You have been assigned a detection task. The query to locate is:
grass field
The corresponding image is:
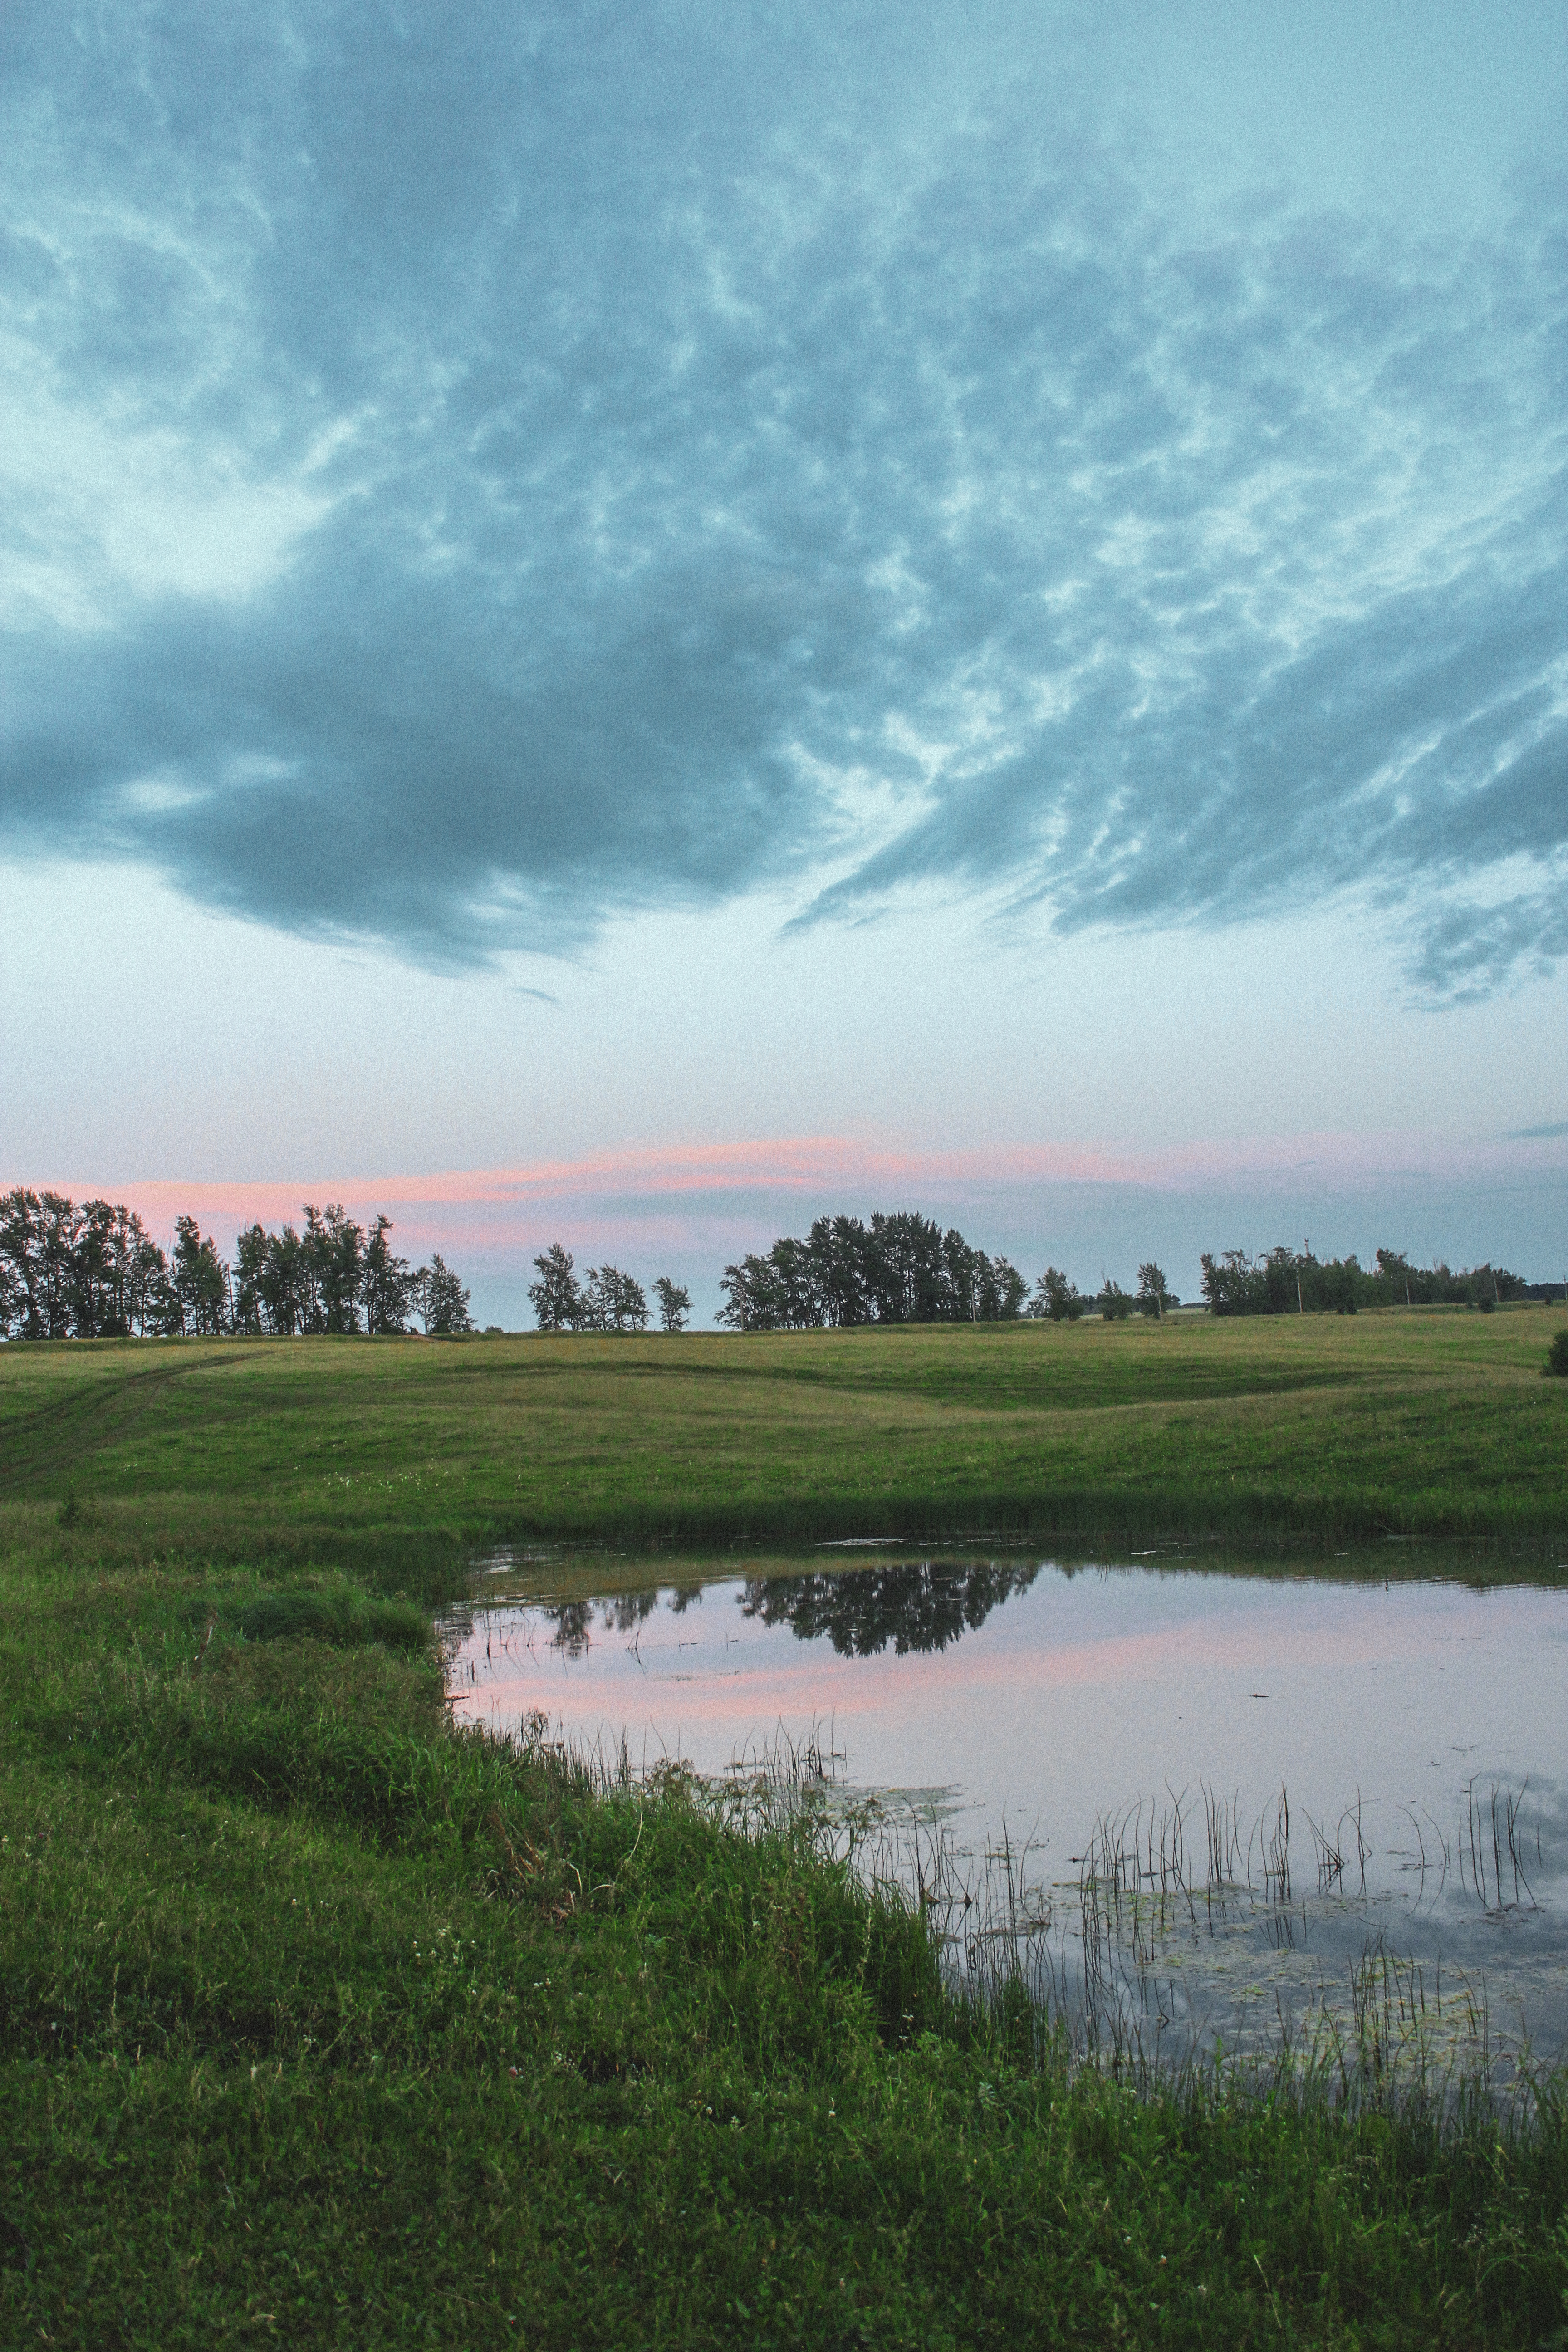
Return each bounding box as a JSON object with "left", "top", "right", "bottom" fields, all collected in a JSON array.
[
  {"left": 2, "top": 1303, "right": 1565, "bottom": 1564},
  {"left": 3, "top": 1312, "right": 1568, "bottom": 2346}
]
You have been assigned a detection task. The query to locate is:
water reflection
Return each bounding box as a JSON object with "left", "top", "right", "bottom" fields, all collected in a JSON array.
[
  {"left": 544, "top": 1582, "right": 701, "bottom": 1658},
  {"left": 539, "top": 1557, "right": 1037, "bottom": 1661},
  {"left": 740, "top": 1558, "right": 1041, "bottom": 1656},
  {"left": 447, "top": 1551, "right": 1568, "bottom": 2073}
]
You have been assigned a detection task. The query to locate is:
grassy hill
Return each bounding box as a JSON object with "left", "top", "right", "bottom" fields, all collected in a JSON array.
[{"left": 2, "top": 1305, "right": 1565, "bottom": 1563}]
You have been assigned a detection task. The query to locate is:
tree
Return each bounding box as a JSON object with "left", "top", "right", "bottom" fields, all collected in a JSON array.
[
  {"left": 303, "top": 1204, "right": 363, "bottom": 1334},
  {"left": 718, "top": 1254, "right": 786, "bottom": 1331},
  {"left": 361, "top": 1215, "right": 413, "bottom": 1335},
  {"left": 715, "top": 1212, "right": 1036, "bottom": 1330},
  {"left": 807, "top": 1215, "right": 870, "bottom": 1326},
  {"left": 0, "top": 1191, "right": 44, "bottom": 1338},
  {"left": 259, "top": 1223, "right": 309, "bottom": 1336},
  {"left": 528, "top": 1244, "right": 582, "bottom": 1332},
  {"left": 104, "top": 1204, "right": 155, "bottom": 1335},
  {"left": 35, "top": 1193, "right": 82, "bottom": 1338},
  {"left": 1136, "top": 1263, "right": 1175, "bottom": 1318},
  {"left": 417, "top": 1254, "right": 473, "bottom": 1335},
  {"left": 1375, "top": 1247, "right": 1414, "bottom": 1308},
  {"left": 169, "top": 1216, "right": 230, "bottom": 1335},
  {"left": 579, "top": 1266, "right": 649, "bottom": 1333},
  {"left": 865, "top": 1211, "right": 946, "bottom": 1323},
  {"left": 1200, "top": 1250, "right": 1261, "bottom": 1315},
  {"left": 0, "top": 1190, "right": 46, "bottom": 1338},
  {"left": 70, "top": 1200, "right": 118, "bottom": 1336},
  {"left": 231, "top": 1223, "right": 270, "bottom": 1334},
  {"left": 128, "top": 1230, "right": 169, "bottom": 1335},
  {"left": 980, "top": 1254, "right": 1028, "bottom": 1320},
  {"left": 652, "top": 1276, "right": 691, "bottom": 1333},
  {"left": 1096, "top": 1278, "right": 1134, "bottom": 1321},
  {"left": 1029, "top": 1266, "right": 1083, "bottom": 1322},
  {"left": 0, "top": 1190, "right": 475, "bottom": 1344}
]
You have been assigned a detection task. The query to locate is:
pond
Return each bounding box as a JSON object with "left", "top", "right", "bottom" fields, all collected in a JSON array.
[{"left": 443, "top": 1548, "right": 1568, "bottom": 2079}]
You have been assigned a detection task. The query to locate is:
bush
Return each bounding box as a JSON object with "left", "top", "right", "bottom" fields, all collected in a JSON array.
[{"left": 1546, "top": 1329, "right": 1568, "bottom": 1378}]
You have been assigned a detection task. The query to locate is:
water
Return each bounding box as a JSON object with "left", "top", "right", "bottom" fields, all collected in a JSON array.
[{"left": 444, "top": 1549, "right": 1568, "bottom": 2075}]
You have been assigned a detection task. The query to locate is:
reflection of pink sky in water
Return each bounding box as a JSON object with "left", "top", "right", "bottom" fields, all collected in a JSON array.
[{"left": 450, "top": 1567, "right": 1568, "bottom": 1884}]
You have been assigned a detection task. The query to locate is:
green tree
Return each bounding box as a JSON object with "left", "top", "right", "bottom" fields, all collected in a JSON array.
[
  {"left": 528, "top": 1244, "right": 582, "bottom": 1332},
  {"left": 69, "top": 1200, "right": 118, "bottom": 1336},
  {"left": 1200, "top": 1250, "right": 1262, "bottom": 1315},
  {"left": 231, "top": 1223, "right": 270, "bottom": 1334},
  {"left": 169, "top": 1215, "right": 230, "bottom": 1335},
  {"left": 580, "top": 1266, "right": 649, "bottom": 1332},
  {"left": 1029, "top": 1266, "right": 1083, "bottom": 1322},
  {"left": 652, "top": 1276, "right": 691, "bottom": 1333},
  {"left": 718, "top": 1254, "right": 788, "bottom": 1331},
  {"left": 980, "top": 1254, "right": 1028, "bottom": 1320},
  {"left": 0, "top": 1189, "right": 46, "bottom": 1338},
  {"left": 259, "top": 1224, "right": 309, "bottom": 1335},
  {"left": 36, "top": 1193, "right": 82, "bottom": 1338},
  {"left": 129, "top": 1230, "right": 168, "bottom": 1335},
  {"left": 303, "top": 1204, "right": 363, "bottom": 1334},
  {"left": 361, "top": 1214, "right": 413, "bottom": 1334},
  {"left": 1136, "top": 1262, "right": 1174, "bottom": 1318},
  {"left": 416, "top": 1254, "right": 473, "bottom": 1336}
]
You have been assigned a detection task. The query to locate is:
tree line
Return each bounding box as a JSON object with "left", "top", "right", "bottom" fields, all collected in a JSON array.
[
  {"left": 1199, "top": 1245, "right": 1539, "bottom": 1316},
  {"left": 527, "top": 1245, "right": 690, "bottom": 1333},
  {"left": 0, "top": 1190, "right": 472, "bottom": 1340},
  {"left": 713, "top": 1213, "right": 1174, "bottom": 1330},
  {"left": 527, "top": 1213, "right": 1549, "bottom": 1334},
  {"left": 8, "top": 1186, "right": 1543, "bottom": 1344}
]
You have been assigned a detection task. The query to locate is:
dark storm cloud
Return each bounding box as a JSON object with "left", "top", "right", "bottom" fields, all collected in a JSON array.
[{"left": 2, "top": 2, "right": 1564, "bottom": 989}]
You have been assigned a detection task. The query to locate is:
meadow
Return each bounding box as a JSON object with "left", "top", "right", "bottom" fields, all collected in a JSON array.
[
  {"left": 3, "top": 1308, "right": 1567, "bottom": 2345},
  {"left": 3, "top": 1302, "right": 1565, "bottom": 1561}
]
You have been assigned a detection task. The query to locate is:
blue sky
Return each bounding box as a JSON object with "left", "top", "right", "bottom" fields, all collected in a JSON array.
[{"left": 3, "top": 1, "right": 1565, "bottom": 1316}]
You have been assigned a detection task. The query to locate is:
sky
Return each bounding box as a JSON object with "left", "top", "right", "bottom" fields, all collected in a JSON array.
[{"left": 3, "top": 0, "right": 1565, "bottom": 1322}]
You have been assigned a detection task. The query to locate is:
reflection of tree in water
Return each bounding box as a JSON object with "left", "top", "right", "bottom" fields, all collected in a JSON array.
[
  {"left": 740, "top": 1558, "right": 1040, "bottom": 1657},
  {"left": 543, "top": 1587, "right": 662, "bottom": 1659}
]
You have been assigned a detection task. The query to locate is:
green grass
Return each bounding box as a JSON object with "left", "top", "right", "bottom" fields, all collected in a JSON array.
[
  {"left": 3, "top": 1305, "right": 1566, "bottom": 1563},
  {"left": 3, "top": 1318, "right": 1568, "bottom": 2344}
]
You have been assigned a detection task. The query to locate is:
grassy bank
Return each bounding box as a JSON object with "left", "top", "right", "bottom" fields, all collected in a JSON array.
[{"left": 3, "top": 1322, "right": 1568, "bottom": 2344}]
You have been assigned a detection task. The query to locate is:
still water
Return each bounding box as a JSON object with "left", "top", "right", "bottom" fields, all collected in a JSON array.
[{"left": 445, "top": 1550, "right": 1568, "bottom": 2070}]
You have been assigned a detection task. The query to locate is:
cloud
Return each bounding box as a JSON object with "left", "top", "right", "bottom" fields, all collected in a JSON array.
[{"left": 2, "top": 3, "right": 1564, "bottom": 993}]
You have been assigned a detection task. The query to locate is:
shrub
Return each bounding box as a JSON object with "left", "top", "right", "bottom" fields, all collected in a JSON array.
[{"left": 1546, "top": 1329, "right": 1568, "bottom": 1378}]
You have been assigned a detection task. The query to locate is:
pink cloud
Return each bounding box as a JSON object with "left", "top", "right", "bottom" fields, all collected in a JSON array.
[{"left": 16, "top": 1126, "right": 1564, "bottom": 1259}]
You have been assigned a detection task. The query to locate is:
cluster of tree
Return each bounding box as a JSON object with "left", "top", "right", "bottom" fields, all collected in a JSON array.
[
  {"left": 717, "top": 1212, "right": 1023, "bottom": 1329},
  {"left": 527, "top": 1245, "right": 691, "bottom": 1334},
  {"left": 1199, "top": 1245, "right": 1534, "bottom": 1318},
  {"left": 713, "top": 1213, "right": 1178, "bottom": 1330},
  {"left": 0, "top": 1189, "right": 471, "bottom": 1340},
  {"left": 230, "top": 1208, "right": 472, "bottom": 1335},
  {"left": 1034, "top": 1263, "right": 1178, "bottom": 1322}
]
